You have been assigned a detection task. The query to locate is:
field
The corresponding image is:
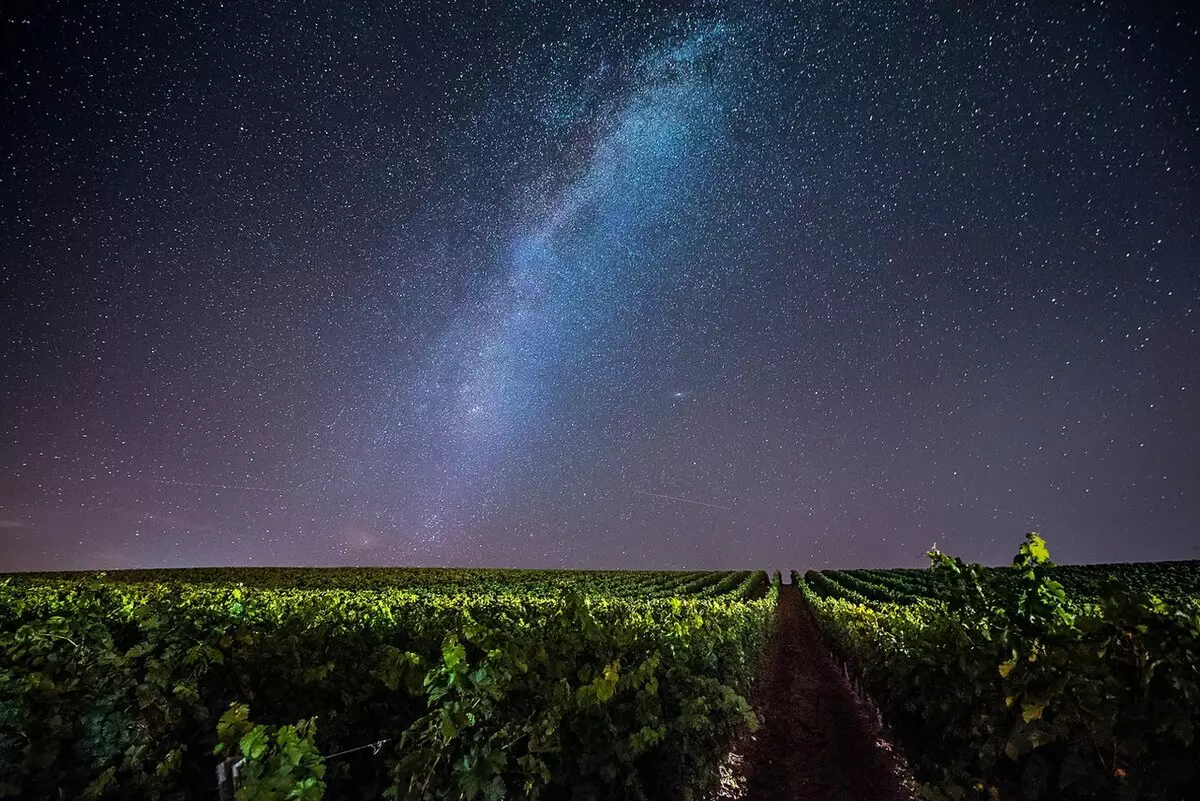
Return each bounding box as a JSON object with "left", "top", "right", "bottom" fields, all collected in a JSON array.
[
  {"left": 800, "top": 537, "right": 1200, "bottom": 801},
  {"left": 0, "top": 568, "right": 775, "bottom": 800},
  {"left": 2, "top": 540, "right": 1199, "bottom": 801},
  {"left": 803, "top": 558, "right": 1200, "bottom": 606}
]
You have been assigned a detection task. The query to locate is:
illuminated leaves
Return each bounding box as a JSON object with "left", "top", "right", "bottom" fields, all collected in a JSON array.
[{"left": 803, "top": 535, "right": 1200, "bottom": 800}]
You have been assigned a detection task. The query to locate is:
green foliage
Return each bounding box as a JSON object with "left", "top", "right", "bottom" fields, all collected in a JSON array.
[
  {"left": 385, "top": 587, "right": 770, "bottom": 801},
  {"left": 802, "top": 534, "right": 1200, "bottom": 800},
  {"left": 0, "top": 583, "right": 204, "bottom": 799},
  {"left": 214, "top": 703, "right": 325, "bottom": 801},
  {"left": 0, "top": 569, "right": 774, "bottom": 799}
]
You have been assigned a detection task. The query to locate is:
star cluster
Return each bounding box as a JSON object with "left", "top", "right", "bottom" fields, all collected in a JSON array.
[{"left": 1, "top": 1, "right": 1197, "bottom": 572}]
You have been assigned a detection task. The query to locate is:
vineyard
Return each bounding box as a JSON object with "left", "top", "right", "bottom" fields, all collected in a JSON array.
[
  {"left": 0, "top": 568, "right": 775, "bottom": 800},
  {"left": 2, "top": 542, "right": 1199, "bottom": 801},
  {"left": 800, "top": 537, "right": 1200, "bottom": 801}
]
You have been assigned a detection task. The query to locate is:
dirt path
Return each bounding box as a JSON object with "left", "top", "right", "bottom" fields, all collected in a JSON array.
[{"left": 739, "top": 584, "right": 911, "bottom": 801}]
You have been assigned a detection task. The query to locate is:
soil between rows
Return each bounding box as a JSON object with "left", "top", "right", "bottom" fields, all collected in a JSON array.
[{"left": 739, "top": 584, "right": 911, "bottom": 801}]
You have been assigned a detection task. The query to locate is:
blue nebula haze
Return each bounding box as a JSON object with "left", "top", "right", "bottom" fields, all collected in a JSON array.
[{"left": 376, "top": 23, "right": 737, "bottom": 544}]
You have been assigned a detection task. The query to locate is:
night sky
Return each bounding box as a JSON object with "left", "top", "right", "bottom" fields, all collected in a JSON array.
[{"left": 2, "top": 1, "right": 1198, "bottom": 573}]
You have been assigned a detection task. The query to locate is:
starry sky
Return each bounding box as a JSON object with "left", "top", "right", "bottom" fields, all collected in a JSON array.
[{"left": 2, "top": 0, "right": 1198, "bottom": 573}]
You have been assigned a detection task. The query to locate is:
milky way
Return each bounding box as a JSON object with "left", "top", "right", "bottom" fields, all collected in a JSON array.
[
  {"left": 1, "top": 1, "right": 1197, "bottom": 572},
  {"left": 381, "top": 21, "right": 738, "bottom": 543}
]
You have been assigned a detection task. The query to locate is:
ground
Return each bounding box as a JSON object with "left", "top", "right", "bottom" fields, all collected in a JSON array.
[{"left": 737, "top": 584, "right": 912, "bottom": 801}]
